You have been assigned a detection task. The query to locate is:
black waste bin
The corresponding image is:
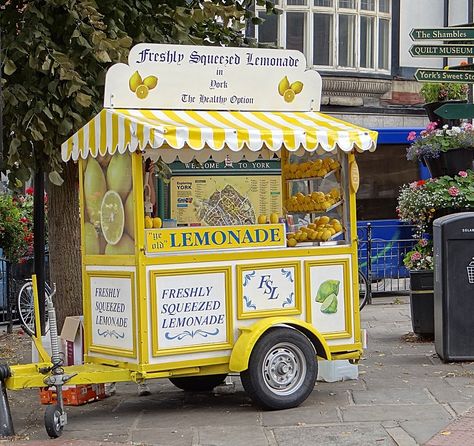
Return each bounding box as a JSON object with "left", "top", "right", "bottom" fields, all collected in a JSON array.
[{"left": 433, "top": 212, "right": 474, "bottom": 361}]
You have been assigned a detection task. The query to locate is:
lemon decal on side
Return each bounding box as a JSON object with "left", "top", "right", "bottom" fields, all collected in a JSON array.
[
  {"left": 136, "top": 84, "right": 149, "bottom": 99},
  {"left": 290, "top": 81, "right": 304, "bottom": 94},
  {"left": 100, "top": 190, "right": 125, "bottom": 246},
  {"left": 320, "top": 293, "right": 338, "bottom": 314},
  {"left": 278, "top": 76, "right": 290, "bottom": 96},
  {"left": 283, "top": 89, "right": 296, "bottom": 103}
]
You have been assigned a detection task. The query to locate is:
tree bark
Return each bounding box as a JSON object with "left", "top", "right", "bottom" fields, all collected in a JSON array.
[{"left": 48, "top": 162, "right": 82, "bottom": 331}]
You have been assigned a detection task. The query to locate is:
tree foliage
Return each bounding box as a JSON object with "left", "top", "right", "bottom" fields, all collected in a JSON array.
[{"left": 0, "top": 0, "right": 279, "bottom": 185}]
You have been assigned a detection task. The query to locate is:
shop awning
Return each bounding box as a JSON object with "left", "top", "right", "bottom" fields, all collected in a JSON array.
[{"left": 61, "top": 109, "right": 378, "bottom": 163}]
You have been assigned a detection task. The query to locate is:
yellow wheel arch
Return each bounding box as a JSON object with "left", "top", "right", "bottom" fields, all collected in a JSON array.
[{"left": 229, "top": 317, "right": 332, "bottom": 372}]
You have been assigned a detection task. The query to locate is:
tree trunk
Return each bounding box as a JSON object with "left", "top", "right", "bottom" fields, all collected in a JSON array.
[{"left": 48, "top": 162, "right": 82, "bottom": 331}]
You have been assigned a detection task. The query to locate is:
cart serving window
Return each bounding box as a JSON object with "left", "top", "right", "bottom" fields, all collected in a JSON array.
[{"left": 3, "top": 44, "right": 377, "bottom": 438}]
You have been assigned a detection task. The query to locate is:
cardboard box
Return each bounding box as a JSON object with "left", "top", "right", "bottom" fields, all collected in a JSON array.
[
  {"left": 60, "top": 316, "right": 84, "bottom": 366},
  {"left": 39, "top": 384, "right": 106, "bottom": 406}
]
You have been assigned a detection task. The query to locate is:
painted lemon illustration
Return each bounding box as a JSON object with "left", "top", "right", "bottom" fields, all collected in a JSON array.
[
  {"left": 136, "top": 84, "right": 149, "bottom": 99},
  {"left": 316, "top": 279, "right": 340, "bottom": 303},
  {"left": 100, "top": 190, "right": 125, "bottom": 246},
  {"left": 84, "top": 222, "right": 100, "bottom": 255},
  {"left": 106, "top": 152, "right": 132, "bottom": 201},
  {"left": 291, "top": 81, "right": 304, "bottom": 94},
  {"left": 278, "top": 76, "right": 290, "bottom": 96},
  {"left": 83, "top": 158, "right": 107, "bottom": 227},
  {"left": 143, "top": 75, "right": 158, "bottom": 89},
  {"left": 105, "top": 233, "right": 134, "bottom": 255},
  {"left": 129, "top": 71, "right": 143, "bottom": 92},
  {"left": 284, "top": 89, "right": 296, "bottom": 103},
  {"left": 321, "top": 293, "right": 338, "bottom": 314},
  {"left": 278, "top": 76, "right": 304, "bottom": 102},
  {"left": 124, "top": 191, "right": 135, "bottom": 238}
]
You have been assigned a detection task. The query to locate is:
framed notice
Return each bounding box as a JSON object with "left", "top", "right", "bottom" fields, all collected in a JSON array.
[
  {"left": 86, "top": 271, "right": 136, "bottom": 357},
  {"left": 150, "top": 267, "right": 232, "bottom": 355},
  {"left": 304, "top": 258, "right": 352, "bottom": 339}
]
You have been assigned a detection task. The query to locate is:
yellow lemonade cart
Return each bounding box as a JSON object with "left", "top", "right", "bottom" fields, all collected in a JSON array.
[{"left": 0, "top": 44, "right": 377, "bottom": 438}]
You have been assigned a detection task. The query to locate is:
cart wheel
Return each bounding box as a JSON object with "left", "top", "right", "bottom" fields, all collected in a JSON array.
[
  {"left": 44, "top": 404, "right": 64, "bottom": 438},
  {"left": 169, "top": 374, "right": 228, "bottom": 391},
  {"left": 240, "top": 327, "right": 317, "bottom": 410}
]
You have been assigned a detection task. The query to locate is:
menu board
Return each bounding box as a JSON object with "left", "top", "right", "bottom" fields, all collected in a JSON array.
[{"left": 170, "top": 176, "right": 282, "bottom": 226}]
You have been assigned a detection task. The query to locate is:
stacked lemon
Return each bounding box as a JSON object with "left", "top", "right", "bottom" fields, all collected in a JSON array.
[
  {"left": 286, "top": 188, "right": 341, "bottom": 213},
  {"left": 283, "top": 157, "right": 340, "bottom": 180},
  {"left": 286, "top": 217, "right": 343, "bottom": 246},
  {"left": 145, "top": 216, "right": 162, "bottom": 229}
]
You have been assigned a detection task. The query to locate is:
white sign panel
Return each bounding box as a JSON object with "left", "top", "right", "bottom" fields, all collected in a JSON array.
[
  {"left": 104, "top": 44, "right": 322, "bottom": 111},
  {"left": 241, "top": 267, "right": 297, "bottom": 313},
  {"left": 308, "top": 264, "right": 347, "bottom": 334},
  {"left": 155, "top": 271, "right": 228, "bottom": 351},
  {"left": 90, "top": 276, "right": 134, "bottom": 352}
]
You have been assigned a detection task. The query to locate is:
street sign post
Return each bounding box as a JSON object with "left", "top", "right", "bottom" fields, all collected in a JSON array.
[
  {"left": 434, "top": 103, "right": 474, "bottom": 119},
  {"left": 410, "top": 45, "right": 474, "bottom": 57},
  {"left": 410, "top": 28, "right": 474, "bottom": 41},
  {"left": 414, "top": 69, "right": 474, "bottom": 83}
]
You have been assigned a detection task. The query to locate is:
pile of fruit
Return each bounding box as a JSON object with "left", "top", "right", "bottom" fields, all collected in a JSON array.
[
  {"left": 285, "top": 188, "right": 341, "bottom": 213},
  {"left": 257, "top": 213, "right": 280, "bottom": 224},
  {"left": 145, "top": 216, "right": 162, "bottom": 229},
  {"left": 286, "top": 216, "right": 343, "bottom": 246},
  {"left": 282, "top": 157, "right": 340, "bottom": 180}
]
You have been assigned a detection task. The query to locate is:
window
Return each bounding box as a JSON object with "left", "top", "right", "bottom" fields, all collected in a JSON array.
[{"left": 255, "top": 0, "right": 391, "bottom": 73}]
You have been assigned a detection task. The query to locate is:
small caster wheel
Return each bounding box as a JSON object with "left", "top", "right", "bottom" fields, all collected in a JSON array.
[{"left": 44, "top": 404, "right": 64, "bottom": 438}]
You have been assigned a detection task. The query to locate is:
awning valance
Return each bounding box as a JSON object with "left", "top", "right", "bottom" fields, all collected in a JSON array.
[{"left": 61, "top": 109, "right": 378, "bottom": 162}]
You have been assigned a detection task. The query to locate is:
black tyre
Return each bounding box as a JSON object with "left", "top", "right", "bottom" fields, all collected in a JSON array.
[
  {"left": 169, "top": 374, "right": 228, "bottom": 391},
  {"left": 240, "top": 327, "right": 317, "bottom": 410},
  {"left": 44, "top": 404, "right": 64, "bottom": 438},
  {"left": 359, "top": 270, "right": 369, "bottom": 311}
]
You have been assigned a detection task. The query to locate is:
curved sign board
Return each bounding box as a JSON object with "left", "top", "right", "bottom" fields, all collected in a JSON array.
[{"left": 104, "top": 44, "right": 322, "bottom": 111}]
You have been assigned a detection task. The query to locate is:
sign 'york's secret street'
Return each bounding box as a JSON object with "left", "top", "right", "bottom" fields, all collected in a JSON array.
[{"left": 414, "top": 69, "right": 474, "bottom": 84}]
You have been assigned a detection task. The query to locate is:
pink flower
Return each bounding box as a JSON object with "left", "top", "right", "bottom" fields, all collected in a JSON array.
[
  {"left": 411, "top": 252, "right": 422, "bottom": 261},
  {"left": 25, "top": 187, "right": 34, "bottom": 195},
  {"left": 463, "top": 123, "right": 473, "bottom": 131},
  {"left": 426, "top": 122, "right": 438, "bottom": 132},
  {"left": 407, "top": 131, "right": 417, "bottom": 141},
  {"left": 458, "top": 171, "right": 468, "bottom": 178},
  {"left": 448, "top": 186, "right": 460, "bottom": 197},
  {"left": 419, "top": 239, "right": 428, "bottom": 247}
]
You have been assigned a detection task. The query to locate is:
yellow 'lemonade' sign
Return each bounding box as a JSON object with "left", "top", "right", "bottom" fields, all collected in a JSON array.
[{"left": 146, "top": 224, "right": 286, "bottom": 254}]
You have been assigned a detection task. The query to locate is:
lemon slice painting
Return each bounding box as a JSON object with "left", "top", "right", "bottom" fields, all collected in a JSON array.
[
  {"left": 100, "top": 190, "right": 125, "bottom": 245},
  {"left": 316, "top": 280, "right": 340, "bottom": 314}
]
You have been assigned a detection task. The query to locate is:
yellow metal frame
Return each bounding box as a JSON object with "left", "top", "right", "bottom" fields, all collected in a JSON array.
[
  {"left": 236, "top": 261, "right": 302, "bottom": 319},
  {"left": 149, "top": 266, "right": 233, "bottom": 357},
  {"left": 304, "top": 257, "right": 353, "bottom": 340},
  {"left": 83, "top": 270, "right": 138, "bottom": 358}
]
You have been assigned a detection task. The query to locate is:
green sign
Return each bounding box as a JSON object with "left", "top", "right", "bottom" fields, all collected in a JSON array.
[
  {"left": 435, "top": 103, "right": 474, "bottom": 120},
  {"left": 410, "top": 28, "right": 474, "bottom": 41},
  {"left": 415, "top": 69, "right": 474, "bottom": 83},
  {"left": 410, "top": 44, "right": 474, "bottom": 57}
]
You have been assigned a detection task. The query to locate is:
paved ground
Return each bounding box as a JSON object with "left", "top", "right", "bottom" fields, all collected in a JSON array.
[{"left": 2, "top": 297, "right": 474, "bottom": 445}]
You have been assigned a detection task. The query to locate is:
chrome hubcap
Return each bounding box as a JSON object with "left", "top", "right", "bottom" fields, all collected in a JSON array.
[{"left": 262, "top": 343, "right": 306, "bottom": 395}]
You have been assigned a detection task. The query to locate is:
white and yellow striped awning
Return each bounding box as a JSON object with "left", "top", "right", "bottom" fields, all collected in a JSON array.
[{"left": 61, "top": 109, "right": 377, "bottom": 163}]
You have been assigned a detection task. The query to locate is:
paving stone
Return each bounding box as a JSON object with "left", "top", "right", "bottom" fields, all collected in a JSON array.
[
  {"left": 261, "top": 405, "right": 340, "bottom": 427},
  {"left": 400, "top": 418, "right": 455, "bottom": 444},
  {"left": 341, "top": 404, "right": 452, "bottom": 423},
  {"left": 272, "top": 424, "right": 396, "bottom": 446},
  {"left": 449, "top": 403, "right": 474, "bottom": 416},
  {"left": 427, "top": 385, "right": 474, "bottom": 403},
  {"left": 352, "top": 387, "right": 433, "bottom": 405},
  {"left": 130, "top": 427, "right": 192, "bottom": 446},
  {"left": 197, "top": 426, "right": 269, "bottom": 446}
]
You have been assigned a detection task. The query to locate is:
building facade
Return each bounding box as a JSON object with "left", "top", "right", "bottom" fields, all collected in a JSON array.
[{"left": 251, "top": 0, "right": 473, "bottom": 220}]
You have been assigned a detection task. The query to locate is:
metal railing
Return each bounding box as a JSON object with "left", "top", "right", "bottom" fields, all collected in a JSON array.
[{"left": 358, "top": 222, "right": 418, "bottom": 299}]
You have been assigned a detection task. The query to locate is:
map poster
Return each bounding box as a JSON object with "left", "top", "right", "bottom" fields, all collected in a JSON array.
[{"left": 170, "top": 176, "right": 282, "bottom": 226}]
